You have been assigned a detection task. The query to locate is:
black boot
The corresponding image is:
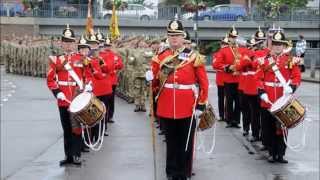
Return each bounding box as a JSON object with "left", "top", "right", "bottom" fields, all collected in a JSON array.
[
  {"left": 277, "top": 156, "right": 288, "bottom": 163},
  {"left": 267, "top": 156, "right": 277, "bottom": 163},
  {"left": 72, "top": 156, "right": 82, "bottom": 166},
  {"left": 134, "top": 105, "right": 140, "bottom": 112},
  {"left": 59, "top": 156, "right": 73, "bottom": 166},
  {"left": 140, "top": 105, "right": 146, "bottom": 112}
]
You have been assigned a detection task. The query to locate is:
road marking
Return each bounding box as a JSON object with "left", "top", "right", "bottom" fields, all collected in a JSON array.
[
  {"left": 11, "top": 85, "right": 16, "bottom": 88},
  {"left": 7, "top": 94, "right": 12, "bottom": 97},
  {"left": 2, "top": 98, "right": 8, "bottom": 102}
]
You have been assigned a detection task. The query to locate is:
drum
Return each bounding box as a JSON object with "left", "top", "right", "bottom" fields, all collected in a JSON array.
[
  {"left": 69, "top": 92, "right": 106, "bottom": 127},
  {"left": 270, "top": 95, "right": 306, "bottom": 129},
  {"left": 198, "top": 104, "right": 217, "bottom": 131}
]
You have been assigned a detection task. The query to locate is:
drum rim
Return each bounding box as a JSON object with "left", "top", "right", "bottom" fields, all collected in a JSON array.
[
  {"left": 270, "top": 95, "right": 293, "bottom": 113},
  {"left": 70, "top": 92, "right": 94, "bottom": 113}
]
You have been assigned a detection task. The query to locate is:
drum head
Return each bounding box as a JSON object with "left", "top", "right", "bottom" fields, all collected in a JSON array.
[
  {"left": 69, "top": 92, "right": 92, "bottom": 113},
  {"left": 270, "top": 95, "right": 292, "bottom": 113}
]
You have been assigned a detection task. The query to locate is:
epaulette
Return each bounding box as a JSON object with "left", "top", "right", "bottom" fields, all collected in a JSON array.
[
  {"left": 193, "top": 51, "right": 206, "bottom": 67},
  {"left": 157, "top": 46, "right": 170, "bottom": 56}
]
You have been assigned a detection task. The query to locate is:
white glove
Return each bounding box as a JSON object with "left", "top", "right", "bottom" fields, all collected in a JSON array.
[
  {"left": 84, "top": 83, "right": 93, "bottom": 92},
  {"left": 260, "top": 93, "right": 272, "bottom": 105},
  {"left": 145, "top": 70, "right": 154, "bottom": 81},
  {"left": 194, "top": 109, "right": 203, "bottom": 120},
  {"left": 257, "top": 57, "right": 264, "bottom": 65},
  {"left": 57, "top": 92, "right": 66, "bottom": 100},
  {"left": 283, "top": 85, "right": 293, "bottom": 95},
  {"left": 292, "top": 56, "right": 301, "bottom": 65}
]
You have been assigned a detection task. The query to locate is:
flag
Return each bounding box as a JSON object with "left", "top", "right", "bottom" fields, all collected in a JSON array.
[
  {"left": 85, "top": 0, "right": 94, "bottom": 36},
  {"left": 109, "top": 2, "right": 120, "bottom": 40}
]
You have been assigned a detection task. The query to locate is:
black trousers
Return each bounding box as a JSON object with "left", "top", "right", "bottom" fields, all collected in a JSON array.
[
  {"left": 224, "top": 83, "right": 240, "bottom": 125},
  {"left": 261, "top": 108, "right": 286, "bottom": 157},
  {"left": 239, "top": 91, "right": 250, "bottom": 132},
  {"left": 217, "top": 85, "right": 225, "bottom": 120},
  {"left": 163, "top": 117, "right": 196, "bottom": 179},
  {"left": 91, "top": 94, "right": 111, "bottom": 141},
  {"left": 109, "top": 85, "right": 116, "bottom": 120},
  {"left": 58, "top": 107, "right": 82, "bottom": 157},
  {"left": 247, "top": 94, "right": 261, "bottom": 138}
]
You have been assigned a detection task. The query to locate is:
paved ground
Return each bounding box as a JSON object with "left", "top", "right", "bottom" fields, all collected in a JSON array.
[{"left": 1, "top": 67, "right": 319, "bottom": 180}]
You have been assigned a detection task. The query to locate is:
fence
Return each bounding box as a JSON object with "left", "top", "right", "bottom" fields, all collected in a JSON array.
[{"left": 1, "top": 3, "right": 319, "bottom": 22}]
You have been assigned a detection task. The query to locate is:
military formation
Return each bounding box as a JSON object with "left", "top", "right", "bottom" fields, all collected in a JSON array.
[
  {"left": 1, "top": 36, "right": 63, "bottom": 77},
  {"left": 1, "top": 34, "right": 166, "bottom": 112}
]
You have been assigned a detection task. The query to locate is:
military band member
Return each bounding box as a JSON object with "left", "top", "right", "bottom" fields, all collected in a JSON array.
[
  {"left": 256, "top": 31, "right": 301, "bottom": 163},
  {"left": 212, "top": 35, "right": 229, "bottom": 122},
  {"left": 213, "top": 26, "right": 241, "bottom": 128},
  {"left": 148, "top": 19, "right": 209, "bottom": 180},
  {"left": 86, "top": 32, "right": 113, "bottom": 136},
  {"left": 47, "top": 25, "right": 89, "bottom": 166},
  {"left": 102, "top": 36, "right": 124, "bottom": 122}
]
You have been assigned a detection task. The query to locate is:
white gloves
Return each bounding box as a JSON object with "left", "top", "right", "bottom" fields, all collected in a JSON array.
[
  {"left": 257, "top": 57, "right": 264, "bottom": 65},
  {"left": 260, "top": 93, "right": 272, "bottom": 105},
  {"left": 57, "top": 92, "right": 67, "bottom": 101},
  {"left": 283, "top": 85, "right": 293, "bottom": 95},
  {"left": 194, "top": 109, "right": 203, "bottom": 120},
  {"left": 145, "top": 70, "right": 154, "bottom": 81},
  {"left": 84, "top": 82, "right": 93, "bottom": 92}
]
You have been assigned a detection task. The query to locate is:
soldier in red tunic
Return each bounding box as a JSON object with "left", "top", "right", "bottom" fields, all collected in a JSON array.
[
  {"left": 86, "top": 32, "right": 113, "bottom": 136},
  {"left": 212, "top": 35, "right": 229, "bottom": 122},
  {"left": 100, "top": 36, "right": 124, "bottom": 123},
  {"left": 148, "top": 19, "right": 209, "bottom": 180},
  {"left": 47, "top": 25, "right": 90, "bottom": 166},
  {"left": 257, "top": 31, "right": 301, "bottom": 163},
  {"left": 213, "top": 26, "right": 241, "bottom": 128}
]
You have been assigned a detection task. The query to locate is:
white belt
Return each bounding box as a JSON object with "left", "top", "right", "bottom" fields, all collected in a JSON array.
[
  {"left": 164, "top": 83, "right": 196, "bottom": 90},
  {"left": 265, "top": 82, "right": 283, "bottom": 87},
  {"left": 242, "top": 71, "right": 256, "bottom": 76},
  {"left": 58, "top": 81, "right": 77, "bottom": 86}
]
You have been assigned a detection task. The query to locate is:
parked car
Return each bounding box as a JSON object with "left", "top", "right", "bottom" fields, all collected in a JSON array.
[
  {"left": 101, "top": 4, "right": 157, "bottom": 20},
  {"left": 198, "top": 4, "right": 247, "bottom": 21}
]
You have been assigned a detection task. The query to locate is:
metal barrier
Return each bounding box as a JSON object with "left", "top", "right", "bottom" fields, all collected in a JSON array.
[{"left": 1, "top": 3, "right": 319, "bottom": 22}]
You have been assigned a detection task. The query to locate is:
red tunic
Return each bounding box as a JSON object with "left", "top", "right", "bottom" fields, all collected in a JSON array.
[
  {"left": 47, "top": 53, "right": 90, "bottom": 107},
  {"left": 151, "top": 48, "right": 209, "bottom": 119},
  {"left": 213, "top": 46, "right": 239, "bottom": 83},
  {"left": 86, "top": 53, "right": 113, "bottom": 96},
  {"left": 257, "top": 53, "right": 301, "bottom": 108},
  {"left": 237, "top": 47, "right": 253, "bottom": 91},
  {"left": 100, "top": 49, "right": 124, "bottom": 86},
  {"left": 211, "top": 51, "right": 224, "bottom": 86}
]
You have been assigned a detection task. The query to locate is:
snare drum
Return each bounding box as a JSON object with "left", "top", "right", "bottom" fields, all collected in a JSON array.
[
  {"left": 270, "top": 95, "right": 305, "bottom": 129},
  {"left": 69, "top": 92, "right": 106, "bottom": 127}
]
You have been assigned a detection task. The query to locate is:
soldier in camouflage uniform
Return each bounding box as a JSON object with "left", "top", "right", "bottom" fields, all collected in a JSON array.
[{"left": 132, "top": 47, "right": 153, "bottom": 112}]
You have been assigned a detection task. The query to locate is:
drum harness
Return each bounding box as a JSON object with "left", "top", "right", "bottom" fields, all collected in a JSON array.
[{"left": 268, "top": 56, "right": 312, "bottom": 152}]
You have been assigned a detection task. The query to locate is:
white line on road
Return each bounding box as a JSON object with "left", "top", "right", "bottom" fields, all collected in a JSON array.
[{"left": 2, "top": 98, "right": 8, "bottom": 102}]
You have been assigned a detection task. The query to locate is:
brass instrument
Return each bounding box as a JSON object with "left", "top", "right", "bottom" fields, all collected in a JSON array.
[{"left": 229, "top": 43, "right": 241, "bottom": 74}]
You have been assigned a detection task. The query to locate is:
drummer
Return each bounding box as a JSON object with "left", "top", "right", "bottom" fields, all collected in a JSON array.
[
  {"left": 256, "top": 30, "right": 301, "bottom": 163},
  {"left": 47, "top": 25, "right": 91, "bottom": 166},
  {"left": 86, "top": 32, "right": 113, "bottom": 137}
]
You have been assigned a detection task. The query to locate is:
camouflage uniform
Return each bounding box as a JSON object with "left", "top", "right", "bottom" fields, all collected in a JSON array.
[{"left": 132, "top": 48, "right": 153, "bottom": 112}]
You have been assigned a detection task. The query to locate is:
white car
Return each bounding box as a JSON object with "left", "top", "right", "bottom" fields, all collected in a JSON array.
[{"left": 101, "top": 4, "right": 157, "bottom": 20}]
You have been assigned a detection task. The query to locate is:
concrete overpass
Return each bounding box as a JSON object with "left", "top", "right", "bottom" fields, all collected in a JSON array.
[{"left": 1, "top": 17, "right": 319, "bottom": 41}]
